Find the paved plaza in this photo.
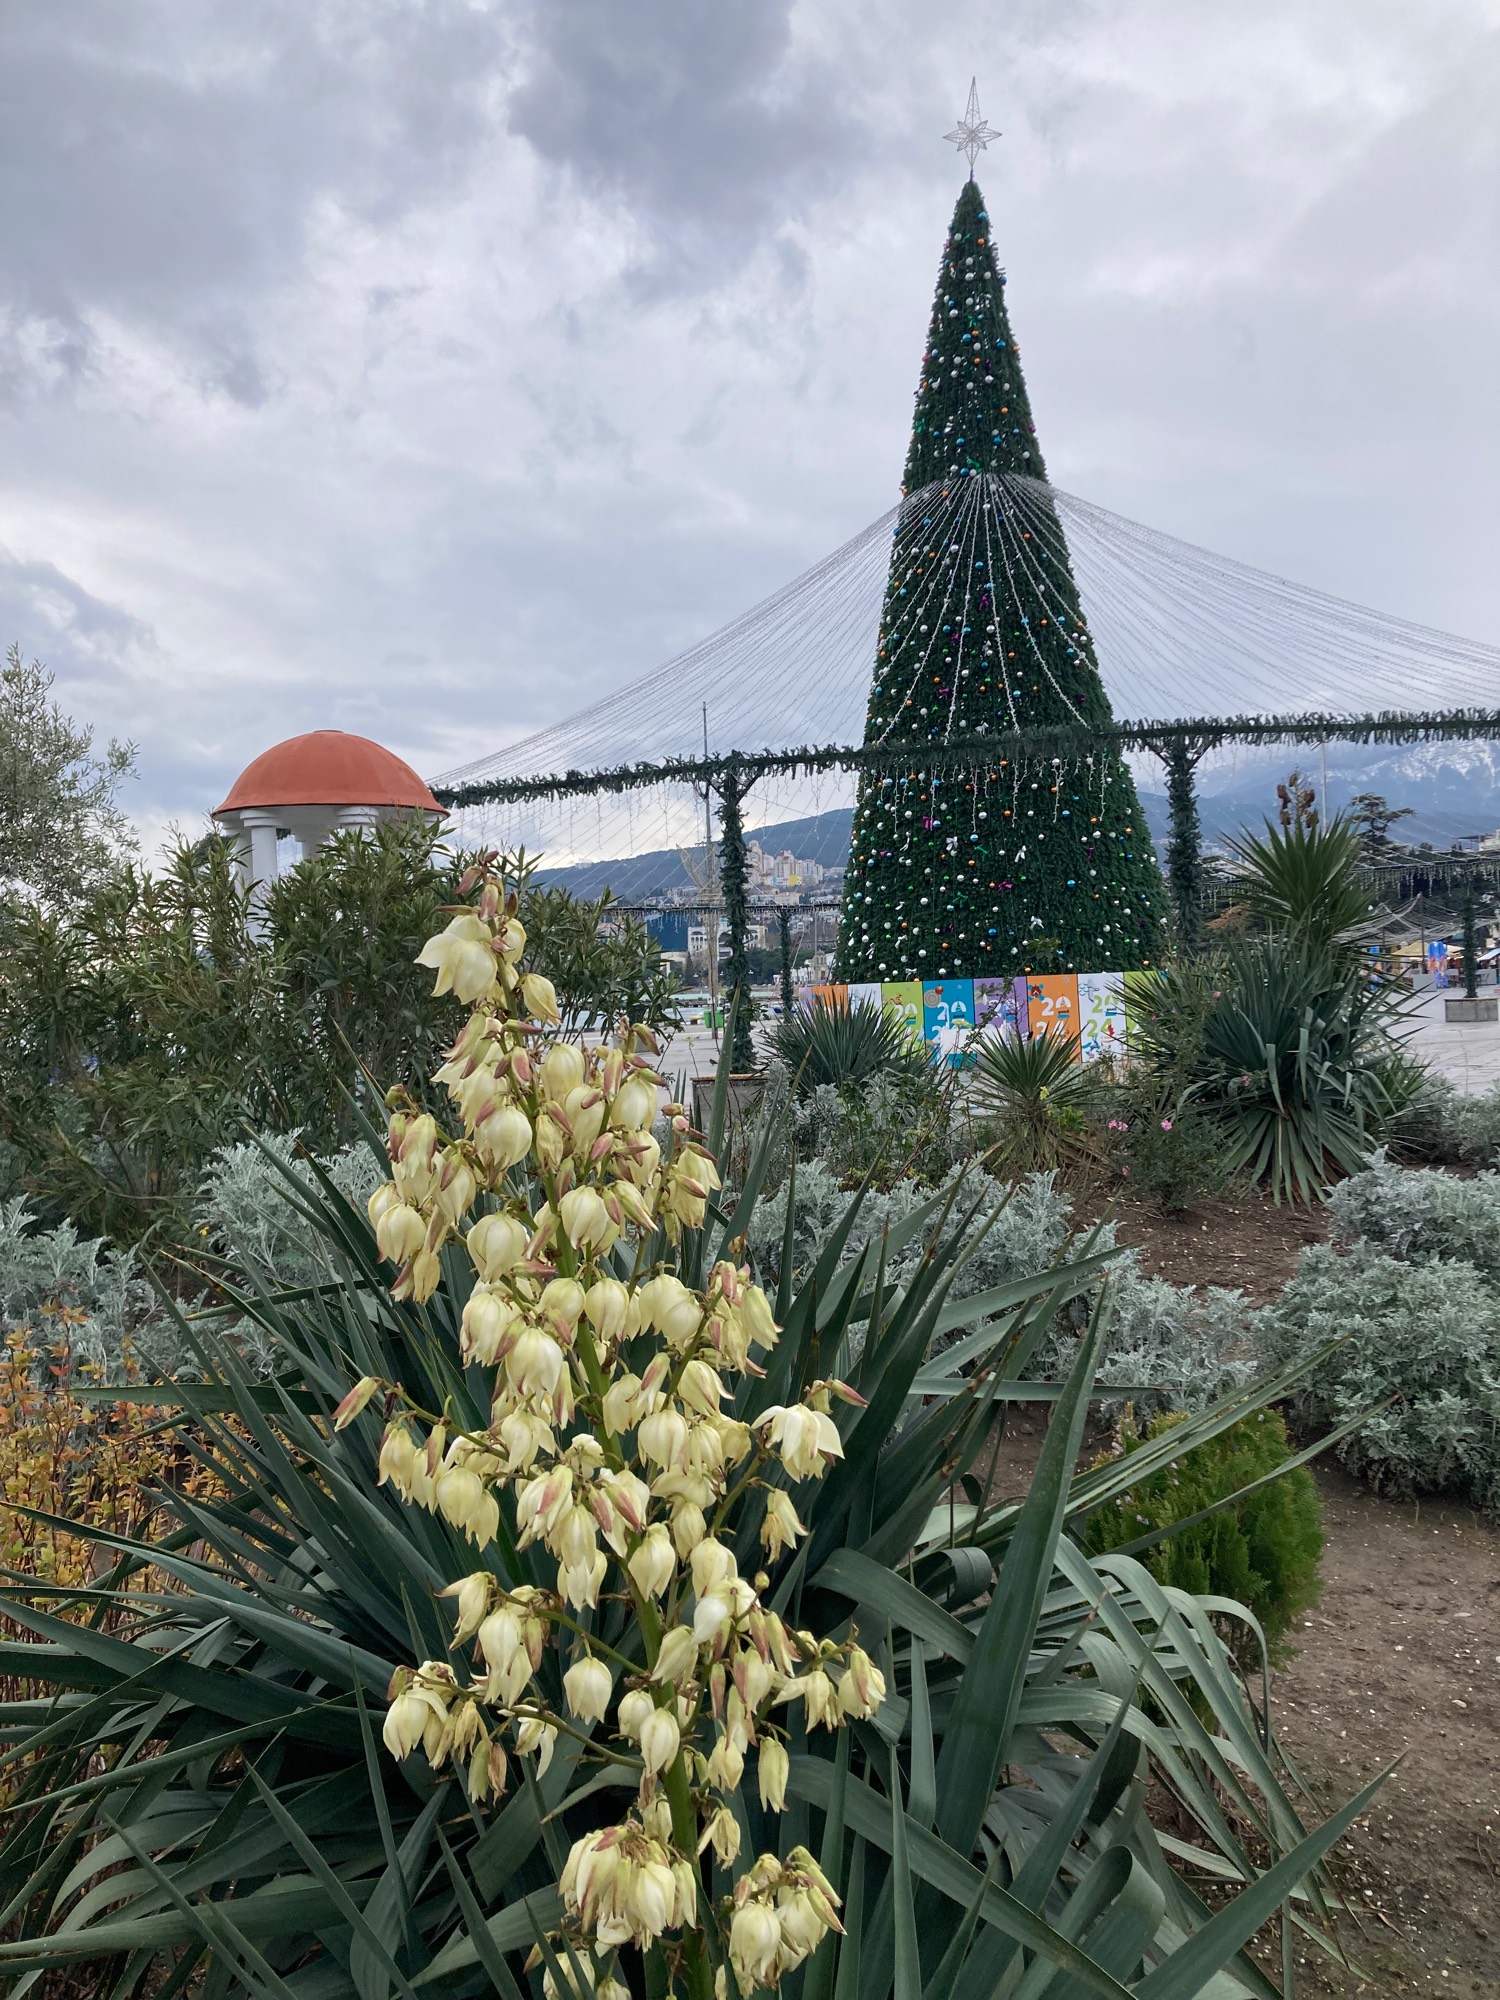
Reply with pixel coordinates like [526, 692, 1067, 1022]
[1402, 986, 1500, 1093]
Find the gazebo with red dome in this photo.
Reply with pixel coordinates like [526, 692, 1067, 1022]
[213, 731, 444, 893]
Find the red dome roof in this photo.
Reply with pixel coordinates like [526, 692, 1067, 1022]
[214, 732, 442, 815]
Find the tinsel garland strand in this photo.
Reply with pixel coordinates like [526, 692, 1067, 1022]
[432, 708, 1500, 811]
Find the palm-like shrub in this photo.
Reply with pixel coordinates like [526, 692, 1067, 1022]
[769, 995, 929, 1098]
[1222, 816, 1374, 957]
[0, 876, 1374, 1997]
[971, 1029, 1103, 1177]
[1133, 943, 1403, 1204]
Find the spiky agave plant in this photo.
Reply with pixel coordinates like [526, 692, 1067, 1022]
[971, 1028, 1105, 1178]
[768, 996, 930, 1098]
[0, 868, 1377, 1998]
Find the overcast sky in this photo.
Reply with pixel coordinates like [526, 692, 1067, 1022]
[2, 0, 1497, 852]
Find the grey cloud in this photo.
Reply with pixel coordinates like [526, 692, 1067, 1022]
[0, 1, 510, 396]
[506, 0, 866, 292]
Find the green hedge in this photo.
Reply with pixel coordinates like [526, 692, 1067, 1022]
[1080, 1408, 1322, 1646]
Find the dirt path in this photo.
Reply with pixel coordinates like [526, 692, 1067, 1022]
[1266, 1467, 1499, 1996]
[989, 1399, 1498, 1994]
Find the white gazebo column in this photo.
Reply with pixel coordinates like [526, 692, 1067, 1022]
[239, 810, 282, 890]
[235, 809, 284, 934]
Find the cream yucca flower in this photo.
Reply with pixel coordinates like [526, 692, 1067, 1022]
[358, 870, 881, 1989]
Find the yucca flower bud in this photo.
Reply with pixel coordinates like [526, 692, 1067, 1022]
[473, 1101, 532, 1170]
[332, 1374, 381, 1431]
[677, 1357, 724, 1420]
[637, 1407, 688, 1471]
[374, 1201, 427, 1268]
[467, 1210, 528, 1280]
[460, 1285, 517, 1367]
[760, 1488, 807, 1559]
[608, 1073, 658, 1132]
[540, 1042, 587, 1100]
[381, 1686, 430, 1760]
[417, 914, 499, 1005]
[689, 1538, 736, 1598]
[377, 1422, 416, 1494]
[558, 1185, 610, 1251]
[514, 1716, 557, 1776]
[617, 1131, 661, 1191]
[636, 1273, 701, 1349]
[438, 1570, 491, 1642]
[469, 1733, 509, 1803]
[839, 1644, 886, 1719]
[650, 1625, 699, 1686]
[392, 1113, 441, 1200]
[757, 1736, 789, 1813]
[638, 1705, 681, 1774]
[520, 972, 561, 1024]
[505, 1325, 566, 1401]
[627, 1524, 675, 1599]
[729, 1902, 782, 1992]
[432, 1153, 478, 1228]
[699, 1805, 741, 1867]
[564, 1654, 612, 1724]
[583, 1277, 629, 1345]
[539, 1276, 587, 1334]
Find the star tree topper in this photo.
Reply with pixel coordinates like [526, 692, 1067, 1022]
[944, 78, 996, 177]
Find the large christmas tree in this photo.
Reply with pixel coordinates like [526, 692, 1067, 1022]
[838, 178, 1166, 980]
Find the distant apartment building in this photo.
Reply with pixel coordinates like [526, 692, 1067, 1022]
[746, 840, 826, 893]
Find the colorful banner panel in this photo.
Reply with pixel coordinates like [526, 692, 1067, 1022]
[973, 975, 1027, 1043]
[881, 979, 924, 1044]
[794, 972, 1156, 1064]
[1023, 974, 1080, 1048]
[1077, 971, 1126, 1064]
[922, 979, 975, 1063]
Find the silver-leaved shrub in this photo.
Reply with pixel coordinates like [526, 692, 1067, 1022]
[1257, 1159, 1500, 1512]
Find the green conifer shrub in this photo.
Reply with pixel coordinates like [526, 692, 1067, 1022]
[1080, 1408, 1323, 1646]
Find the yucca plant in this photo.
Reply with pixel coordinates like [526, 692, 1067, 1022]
[1222, 817, 1374, 960]
[769, 997, 929, 1099]
[971, 1029, 1104, 1178]
[1134, 942, 1402, 1204]
[0, 872, 1375, 1998]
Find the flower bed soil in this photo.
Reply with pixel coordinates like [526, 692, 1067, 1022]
[1076, 1188, 1331, 1306]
